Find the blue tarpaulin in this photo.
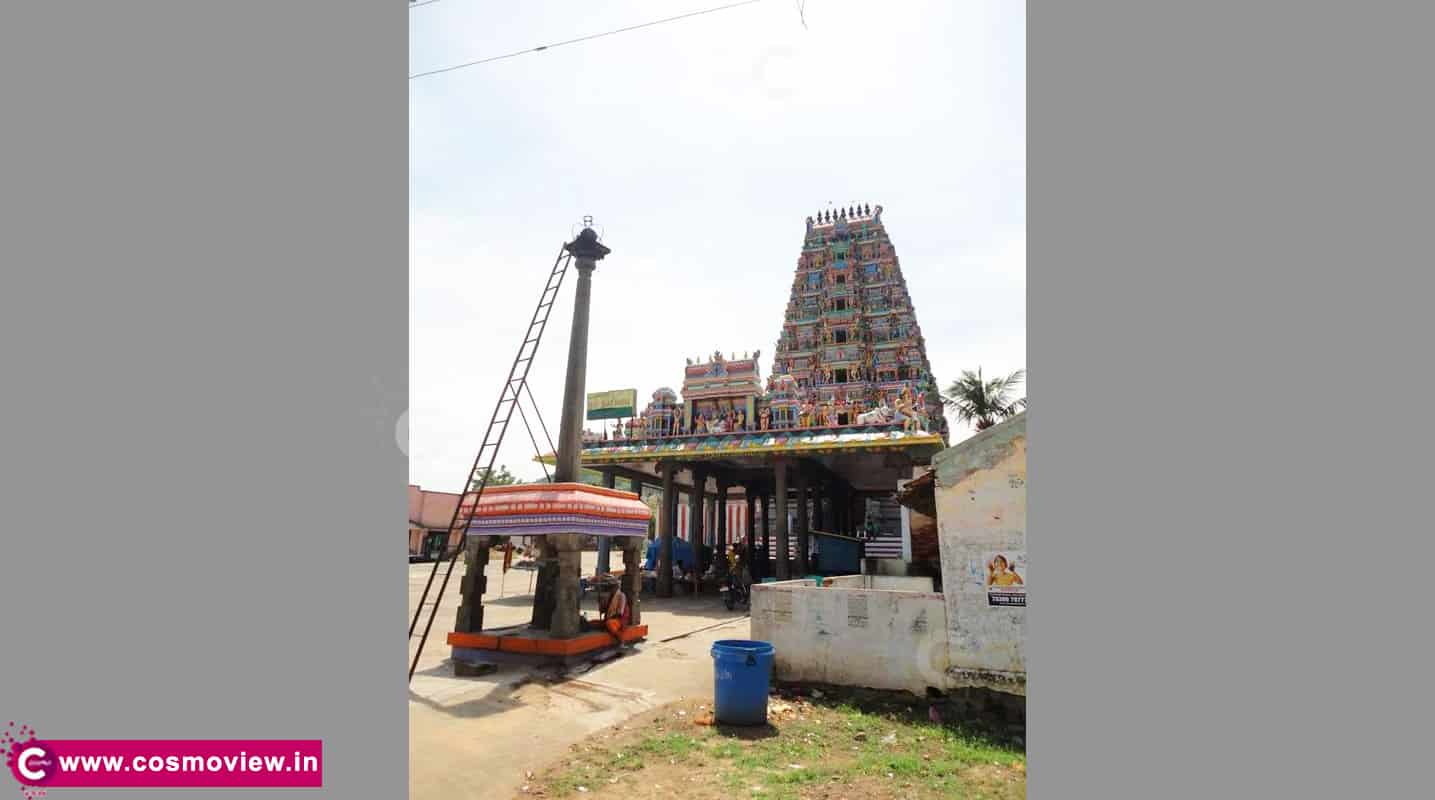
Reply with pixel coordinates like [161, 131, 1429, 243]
[644, 537, 695, 571]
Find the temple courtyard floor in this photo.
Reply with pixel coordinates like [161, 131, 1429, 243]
[409, 553, 752, 800]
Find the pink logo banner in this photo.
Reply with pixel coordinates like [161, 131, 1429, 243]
[7, 738, 322, 790]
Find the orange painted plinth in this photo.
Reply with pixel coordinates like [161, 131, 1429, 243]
[445, 632, 500, 649]
[446, 625, 647, 655]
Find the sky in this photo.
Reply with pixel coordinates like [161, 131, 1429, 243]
[409, 0, 1025, 490]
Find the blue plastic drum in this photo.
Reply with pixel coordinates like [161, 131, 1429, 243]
[710, 639, 775, 725]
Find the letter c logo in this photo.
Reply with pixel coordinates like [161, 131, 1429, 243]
[17, 746, 50, 781]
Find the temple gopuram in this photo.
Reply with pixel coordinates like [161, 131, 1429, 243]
[572, 205, 949, 593]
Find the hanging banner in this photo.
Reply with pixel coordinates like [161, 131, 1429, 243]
[586, 389, 637, 420]
[984, 550, 1026, 607]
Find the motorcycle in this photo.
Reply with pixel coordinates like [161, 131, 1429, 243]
[720, 571, 751, 611]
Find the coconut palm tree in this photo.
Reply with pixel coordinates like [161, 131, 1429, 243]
[943, 368, 1027, 431]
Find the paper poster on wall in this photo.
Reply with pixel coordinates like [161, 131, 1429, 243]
[984, 551, 1026, 607]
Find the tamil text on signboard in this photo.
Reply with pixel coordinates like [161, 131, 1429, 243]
[586, 389, 636, 420]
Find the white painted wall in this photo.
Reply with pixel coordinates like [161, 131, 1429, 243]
[746, 416, 1026, 699]
[826, 575, 935, 592]
[751, 579, 950, 695]
[934, 414, 1027, 694]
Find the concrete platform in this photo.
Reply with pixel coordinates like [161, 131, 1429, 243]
[448, 621, 648, 667]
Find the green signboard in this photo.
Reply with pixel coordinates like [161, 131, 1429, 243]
[586, 388, 636, 420]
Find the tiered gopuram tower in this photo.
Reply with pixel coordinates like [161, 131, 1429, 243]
[770, 205, 948, 438]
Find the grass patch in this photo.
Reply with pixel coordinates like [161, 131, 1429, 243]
[632, 733, 701, 759]
[523, 690, 1025, 799]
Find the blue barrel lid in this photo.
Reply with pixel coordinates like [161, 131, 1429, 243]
[712, 639, 774, 654]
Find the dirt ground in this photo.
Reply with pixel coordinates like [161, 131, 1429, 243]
[409, 553, 754, 800]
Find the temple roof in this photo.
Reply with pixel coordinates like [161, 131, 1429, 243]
[576, 426, 943, 464]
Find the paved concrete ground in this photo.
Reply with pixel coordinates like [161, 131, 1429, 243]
[409, 553, 750, 800]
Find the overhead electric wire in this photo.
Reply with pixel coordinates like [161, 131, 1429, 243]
[408, 0, 764, 80]
[409, 0, 444, 9]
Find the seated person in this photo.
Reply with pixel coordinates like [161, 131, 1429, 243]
[603, 585, 630, 637]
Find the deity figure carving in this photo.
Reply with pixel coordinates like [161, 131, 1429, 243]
[908, 403, 928, 432]
[856, 402, 893, 426]
[759, 408, 770, 430]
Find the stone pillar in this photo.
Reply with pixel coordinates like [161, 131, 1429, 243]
[838, 488, 850, 536]
[553, 228, 607, 483]
[529, 536, 559, 629]
[536, 226, 609, 629]
[454, 536, 490, 633]
[658, 462, 676, 597]
[715, 477, 730, 575]
[597, 471, 616, 574]
[774, 459, 790, 580]
[761, 491, 772, 577]
[795, 467, 810, 575]
[744, 489, 757, 568]
[688, 466, 707, 574]
[629, 475, 645, 555]
[621, 541, 642, 625]
[708, 494, 717, 553]
[549, 533, 583, 637]
[813, 481, 825, 531]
